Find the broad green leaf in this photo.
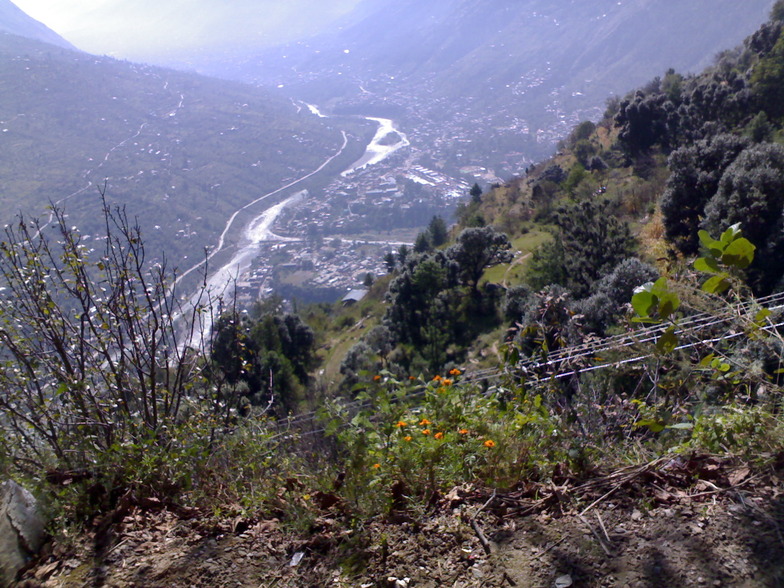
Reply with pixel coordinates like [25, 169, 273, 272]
[633, 281, 655, 294]
[694, 256, 720, 274]
[652, 277, 670, 292]
[755, 308, 772, 324]
[702, 274, 731, 294]
[657, 292, 681, 320]
[636, 419, 666, 433]
[698, 230, 724, 257]
[631, 290, 657, 318]
[632, 316, 661, 324]
[720, 223, 743, 245]
[656, 326, 679, 354]
[699, 353, 716, 367]
[667, 422, 694, 430]
[721, 237, 755, 269]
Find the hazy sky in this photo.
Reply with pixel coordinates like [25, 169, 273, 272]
[11, 0, 363, 60]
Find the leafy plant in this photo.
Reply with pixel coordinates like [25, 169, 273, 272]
[0, 199, 228, 507]
[322, 370, 566, 515]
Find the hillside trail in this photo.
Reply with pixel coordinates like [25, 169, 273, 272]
[21, 455, 784, 587]
[501, 252, 532, 288]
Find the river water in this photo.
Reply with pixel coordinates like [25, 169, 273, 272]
[186, 105, 409, 338]
[305, 103, 409, 176]
[199, 191, 305, 301]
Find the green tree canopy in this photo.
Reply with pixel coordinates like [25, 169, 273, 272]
[703, 142, 784, 293]
[447, 227, 513, 295]
[661, 133, 750, 255]
[427, 215, 449, 247]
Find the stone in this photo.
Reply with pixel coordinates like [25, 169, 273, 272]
[0, 480, 47, 587]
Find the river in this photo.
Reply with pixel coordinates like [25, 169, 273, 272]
[182, 105, 409, 341]
[199, 191, 305, 300]
[304, 104, 409, 176]
[202, 106, 408, 293]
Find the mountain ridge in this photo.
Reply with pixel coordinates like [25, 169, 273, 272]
[0, 32, 368, 272]
[0, 0, 75, 49]
[200, 0, 774, 173]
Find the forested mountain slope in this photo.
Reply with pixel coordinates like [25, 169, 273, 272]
[199, 0, 775, 167]
[0, 32, 363, 268]
[7, 4, 784, 588]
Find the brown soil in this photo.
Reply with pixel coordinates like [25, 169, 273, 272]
[18, 455, 784, 588]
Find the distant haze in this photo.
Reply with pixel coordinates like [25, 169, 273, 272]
[10, 0, 363, 60]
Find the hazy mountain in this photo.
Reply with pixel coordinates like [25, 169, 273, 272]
[198, 0, 775, 172]
[16, 0, 362, 63]
[0, 0, 74, 48]
[0, 33, 366, 271]
[276, 0, 774, 98]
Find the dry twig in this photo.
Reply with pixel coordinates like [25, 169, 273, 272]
[578, 514, 612, 557]
[471, 489, 497, 555]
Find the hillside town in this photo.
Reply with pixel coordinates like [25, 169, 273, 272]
[228, 73, 604, 306]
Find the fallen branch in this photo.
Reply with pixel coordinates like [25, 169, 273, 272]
[595, 512, 611, 544]
[471, 489, 497, 555]
[538, 537, 566, 559]
[578, 514, 612, 557]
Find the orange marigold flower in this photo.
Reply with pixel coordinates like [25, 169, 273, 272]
[459, 429, 469, 435]
[419, 418, 431, 426]
[396, 421, 407, 428]
[373, 463, 381, 469]
[432, 375, 442, 382]
[434, 431, 444, 440]
[373, 375, 382, 382]
[409, 376, 417, 381]
[422, 429, 431, 436]
[442, 379, 453, 386]
[483, 439, 496, 448]
[404, 436, 413, 442]
[449, 368, 462, 376]
[437, 387, 447, 394]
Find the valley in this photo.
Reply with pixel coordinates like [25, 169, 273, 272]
[5, 2, 784, 587]
[1, 0, 778, 309]
[202, 107, 472, 306]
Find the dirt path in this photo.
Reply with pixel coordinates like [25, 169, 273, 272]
[501, 252, 531, 288]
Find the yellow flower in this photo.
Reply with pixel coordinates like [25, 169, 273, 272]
[437, 387, 447, 394]
[419, 418, 431, 426]
[484, 439, 496, 448]
[434, 431, 444, 440]
[422, 429, 431, 436]
[396, 420, 407, 428]
[373, 463, 381, 469]
[404, 436, 413, 442]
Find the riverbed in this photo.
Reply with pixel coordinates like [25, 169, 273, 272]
[207, 106, 409, 288]
[184, 105, 410, 341]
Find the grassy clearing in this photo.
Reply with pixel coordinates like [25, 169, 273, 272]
[482, 229, 552, 285]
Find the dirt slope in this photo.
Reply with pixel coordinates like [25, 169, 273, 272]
[19, 456, 784, 587]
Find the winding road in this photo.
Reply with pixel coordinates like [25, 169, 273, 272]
[175, 131, 349, 286]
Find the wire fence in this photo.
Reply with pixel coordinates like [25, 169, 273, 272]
[261, 291, 784, 442]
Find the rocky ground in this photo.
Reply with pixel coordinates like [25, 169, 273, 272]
[16, 453, 784, 587]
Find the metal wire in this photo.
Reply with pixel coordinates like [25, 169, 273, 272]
[260, 292, 784, 439]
